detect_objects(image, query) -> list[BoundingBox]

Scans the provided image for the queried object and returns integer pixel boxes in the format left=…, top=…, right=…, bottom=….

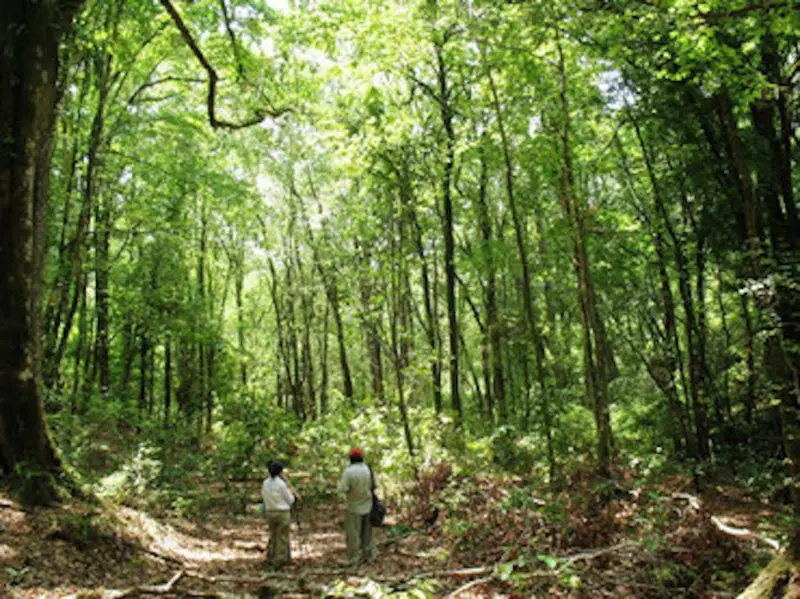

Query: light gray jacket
left=337, top=462, right=374, bottom=515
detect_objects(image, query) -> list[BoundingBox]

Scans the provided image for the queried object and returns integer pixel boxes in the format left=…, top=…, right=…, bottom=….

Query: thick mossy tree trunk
left=0, top=0, right=85, bottom=502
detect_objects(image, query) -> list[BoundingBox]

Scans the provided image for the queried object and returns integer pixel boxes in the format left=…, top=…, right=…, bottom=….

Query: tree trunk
left=435, top=42, right=462, bottom=424
left=164, top=336, right=172, bottom=426
left=476, top=145, right=497, bottom=424
left=556, top=38, right=612, bottom=478
left=632, top=115, right=708, bottom=459
left=71, top=271, right=88, bottom=413
left=0, top=0, right=85, bottom=501
left=319, top=302, right=330, bottom=416
left=389, top=223, right=415, bottom=459
left=306, top=225, right=354, bottom=403
left=483, top=45, right=555, bottom=480
left=120, top=320, right=135, bottom=400
left=138, top=333, right=149, bottom=414
left=233, top=246, right=247, bottom=387
left=94, top=191, right=111, bottom=398
left=410, top=205, right=442, bottom=414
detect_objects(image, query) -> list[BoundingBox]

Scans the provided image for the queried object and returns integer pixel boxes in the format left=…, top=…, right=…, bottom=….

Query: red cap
left=349, top=448, right=364, bottom=457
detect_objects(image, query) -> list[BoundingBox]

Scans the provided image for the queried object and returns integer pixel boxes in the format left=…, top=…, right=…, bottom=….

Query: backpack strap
left=368, top=465, right=375, bottom=492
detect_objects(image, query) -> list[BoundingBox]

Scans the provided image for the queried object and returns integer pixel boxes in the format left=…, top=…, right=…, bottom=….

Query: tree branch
left=158, top=0, right=290, bottom=130
left=105, top=570, right=184, bottom=598
left=128, top=76, right=205, bottom=105
left=219, top=0, right=245, bottom=80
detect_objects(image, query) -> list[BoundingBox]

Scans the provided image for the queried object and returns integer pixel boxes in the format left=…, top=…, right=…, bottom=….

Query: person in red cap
left=336, top=448, right=377, bottom=566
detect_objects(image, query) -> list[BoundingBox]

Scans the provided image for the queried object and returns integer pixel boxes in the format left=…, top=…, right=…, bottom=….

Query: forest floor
left=0, top=473, right=795, bottom=598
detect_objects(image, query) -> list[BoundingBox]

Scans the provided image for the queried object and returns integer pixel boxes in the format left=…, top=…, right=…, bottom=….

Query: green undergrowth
left=43, top=399, right=788, bottom=596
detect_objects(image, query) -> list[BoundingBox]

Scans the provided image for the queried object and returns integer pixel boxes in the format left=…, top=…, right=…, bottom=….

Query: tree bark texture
left=0, top=0, right=86, bottom=500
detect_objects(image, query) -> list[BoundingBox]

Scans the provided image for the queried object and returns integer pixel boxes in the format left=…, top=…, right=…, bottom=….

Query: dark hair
left=269, top=460, right=284, bottom=477
left=350, top=455, right=364, bottom=464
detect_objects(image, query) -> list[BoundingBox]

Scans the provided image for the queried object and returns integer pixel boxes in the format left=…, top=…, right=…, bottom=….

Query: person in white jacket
left=261, top=460, right=298, bottom=567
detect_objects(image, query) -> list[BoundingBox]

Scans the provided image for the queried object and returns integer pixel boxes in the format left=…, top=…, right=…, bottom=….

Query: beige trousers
left=266, top=511, right=291, bottom=566
left=344, top=511, right=376, bottom=566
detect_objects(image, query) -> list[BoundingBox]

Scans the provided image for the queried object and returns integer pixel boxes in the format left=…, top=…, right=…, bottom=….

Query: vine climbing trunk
left=0, top=0, right=86, bottom=501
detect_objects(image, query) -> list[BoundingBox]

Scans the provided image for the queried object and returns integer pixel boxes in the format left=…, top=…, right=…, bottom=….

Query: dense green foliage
left=6, top=0, right=797, bottom=554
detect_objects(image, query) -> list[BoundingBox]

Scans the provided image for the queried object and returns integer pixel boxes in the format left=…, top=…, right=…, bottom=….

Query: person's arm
left=281, top=473, right=301, bottom=501
left=279, top=478, right=296, bottom=506
left=260, top=479, right=268, bottom=516
left=336, top=469, right=349, bottom=494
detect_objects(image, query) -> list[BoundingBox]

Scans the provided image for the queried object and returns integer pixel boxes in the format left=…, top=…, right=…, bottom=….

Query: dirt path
left=147, top=504, right=444, bottom=597
left=1, top=494, right=469, bottom=598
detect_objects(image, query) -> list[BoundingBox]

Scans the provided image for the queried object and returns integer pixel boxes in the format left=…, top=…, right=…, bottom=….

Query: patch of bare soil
left=1, top=488, right=459, bottom=598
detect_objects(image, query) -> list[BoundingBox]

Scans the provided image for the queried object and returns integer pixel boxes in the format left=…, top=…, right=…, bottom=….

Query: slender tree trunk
left=716, top=268, right=732, bottom=416
left=482, top=45, right=555, bottom=479
left=285, top=261, right=303, bottom=419
left=296, top=245, right=315, bottom=420
left=197, top=200, right=208, bottom=429
left=410, top=206, right=442, bottom=414
left=138, top=333, right=149, bottom=414
left=268, top=258, right=295, bottom=411
left=164, top=336, right=172, bottom=426
left=70, top=271, right=88, bottom=413
left=655, top=232, right=694, bottom=453
left=233, top=246, right=247, bottom=387
left=120, top=320, right=135, bottom=399
left=94, top=192, right=111, bottom=397
left=44, top=40, right=110, bottom=392
left=306, top=225, right=354, bottom=403
left=328, top=283, right=353, bottom=404
left=556, top=38, right=612, bottom=478
left=434, top=42, right=462, bottom=423
left=476, top=143, right=498, bottom=425
left=359, top=273, right=385, bottom=404
left=319, top=302, right=330, bottom=416
left=389, top=225, right=415, bottom=459
left=632, top=116, right=708, bottom=459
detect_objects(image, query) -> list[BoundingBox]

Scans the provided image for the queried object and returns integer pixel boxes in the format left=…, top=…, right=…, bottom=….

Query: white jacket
left=262, top=476, right=295, bottom=512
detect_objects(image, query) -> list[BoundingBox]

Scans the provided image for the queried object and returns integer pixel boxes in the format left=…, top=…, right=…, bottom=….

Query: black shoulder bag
left=368, top=466, right=387, bottom=527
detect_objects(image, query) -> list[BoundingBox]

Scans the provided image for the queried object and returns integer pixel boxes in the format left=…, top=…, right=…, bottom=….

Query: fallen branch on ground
left=710, top=516, right=780, bottom=551
left=671, top=493, right=780, bottom=551
left=444, top=574, right=494, bottom=598
left=141, top=546, right=185, bottom=566
left=557, top=541, right=638, bottom=572
left=412, top=565, right=494, bottom=579
left=186, top=571, right=269, bottom=584
left=102, top=570, right=184, bottom=598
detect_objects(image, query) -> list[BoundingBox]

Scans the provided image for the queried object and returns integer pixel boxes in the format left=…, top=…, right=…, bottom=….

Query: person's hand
left=294, top=492, right=302, bottom=502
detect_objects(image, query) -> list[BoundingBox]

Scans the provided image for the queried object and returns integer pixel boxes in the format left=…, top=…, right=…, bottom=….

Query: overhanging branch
left=158, top=0, right=290, bottom=130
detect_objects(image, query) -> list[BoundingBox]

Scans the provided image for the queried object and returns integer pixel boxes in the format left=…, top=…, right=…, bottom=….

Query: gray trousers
left=266, top=511, right=291, bottom=566
left=344, top=511, right=376, bottom=565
